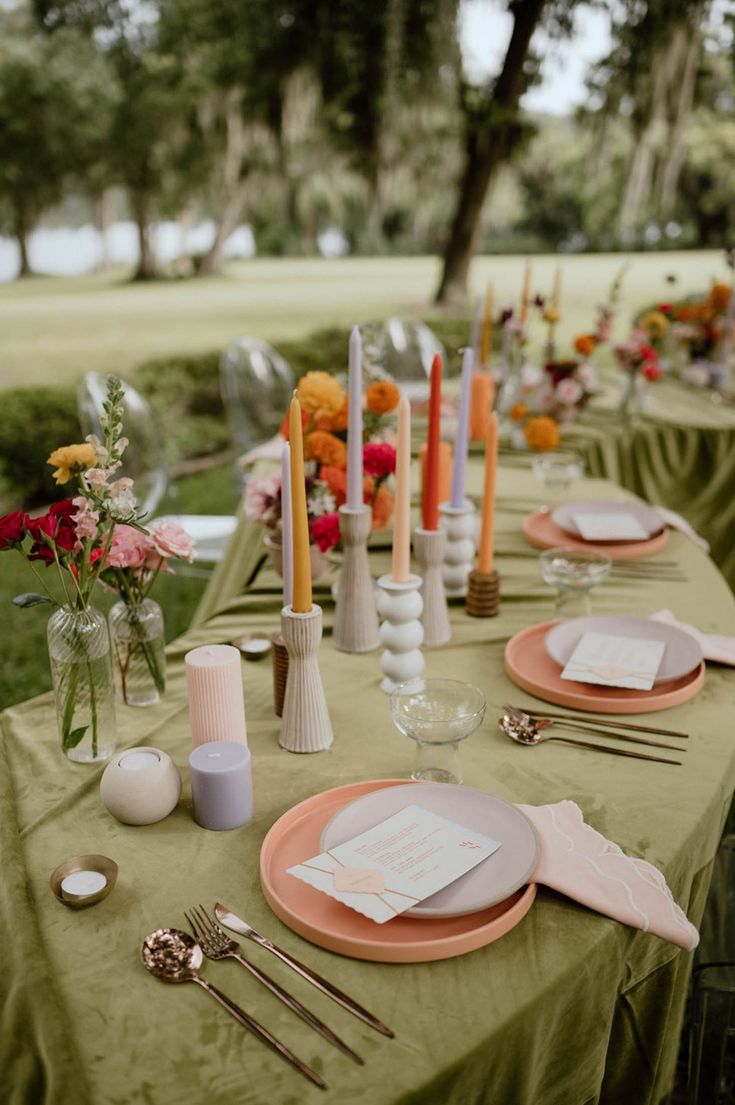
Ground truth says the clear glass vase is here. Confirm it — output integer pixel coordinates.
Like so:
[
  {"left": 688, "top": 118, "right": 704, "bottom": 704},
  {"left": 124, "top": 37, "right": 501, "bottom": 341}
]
[
  {"left": 109, "top": 598, "right": 166, "bottom": 707},
  {"left": 618, "top": 371, "right": 648, "bottom": 424},
  {"left": 47, "top": 605, "right": 117, "bottom": 764}
]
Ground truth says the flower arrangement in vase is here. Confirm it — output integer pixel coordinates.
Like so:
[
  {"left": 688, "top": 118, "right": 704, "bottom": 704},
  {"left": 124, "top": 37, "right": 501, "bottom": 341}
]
[
  {"left": 0, "top": 377, "right": 177, "bottom": 761},
  {"left": 613, "top": 329, "right": 663, "bottom": 422},
  {"left": 245, "top": 370, "right": 399, "bottom": 561}
]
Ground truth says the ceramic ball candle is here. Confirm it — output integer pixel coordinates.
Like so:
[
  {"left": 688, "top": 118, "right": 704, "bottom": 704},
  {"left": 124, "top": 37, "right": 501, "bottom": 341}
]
[{"left": 100, "top": 747, "right": 182, "bottom": 825}]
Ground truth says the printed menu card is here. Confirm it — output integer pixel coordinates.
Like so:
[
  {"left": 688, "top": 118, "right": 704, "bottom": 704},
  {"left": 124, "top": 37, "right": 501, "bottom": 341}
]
[
  {"left": 561, "top": 631, "right": 666, "bottom": 691},
  {"left": 572, "top": 512, "right": 649, "bottom": 541},
  {"left": 288, "top": 805, "right": 502, "bottom": 924}
]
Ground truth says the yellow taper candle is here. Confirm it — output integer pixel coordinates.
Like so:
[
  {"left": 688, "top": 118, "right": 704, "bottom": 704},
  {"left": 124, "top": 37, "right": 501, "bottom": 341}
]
[
  {"left": 391, "top": 395, "right": 411, "bottom": 583},
  {"left": 477, "top": 413, "right": 498, "bottom": 574},
  {"left": 289, "top": 397, "right": 312, "bottom": 612},
  {"left": 551, "top": 265, "right": 562, "bottom": 312},
  {"left": 480, "top": 283, "right": 494, "bottom": 366},
  {"left": 519, "top": 261, "right": 532, "bottom": 324}
]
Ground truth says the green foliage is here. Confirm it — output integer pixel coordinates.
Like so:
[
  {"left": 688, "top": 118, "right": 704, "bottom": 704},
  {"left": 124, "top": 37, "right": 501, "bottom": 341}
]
[{"left": 0, "top": 387, "right": 80, "bottom": 506}]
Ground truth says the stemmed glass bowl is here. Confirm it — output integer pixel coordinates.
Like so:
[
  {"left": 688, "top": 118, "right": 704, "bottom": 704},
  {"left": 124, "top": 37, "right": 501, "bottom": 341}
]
[{"left": 391, "top": 678, "right": 487, "bottom": 785}]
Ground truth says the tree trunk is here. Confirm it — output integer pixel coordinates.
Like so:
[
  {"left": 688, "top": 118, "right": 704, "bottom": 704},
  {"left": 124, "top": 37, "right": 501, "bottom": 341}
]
[
  {"left": 13, "top": 199, "right": 33, "bottom": 278},
  {"left": 131, "top": 190, "right": 157, "bottom": 281},
  {"left": 435, "top": 0, "right": 547, "bottom": 304},
  {"left": 94, "top": 189, "right": 114, "bottom": 272},
  {"left": 199, "top": 188, "right": 247, "bottom": 275},
  {"left": 659, "top": 28, "right": 700, "bottom": 219},
  {"left": 618, "top": 47, "right": 669, "bottom": 231},
  {"left": 199, "top": 87, "right": 250, "bottom": 276}
]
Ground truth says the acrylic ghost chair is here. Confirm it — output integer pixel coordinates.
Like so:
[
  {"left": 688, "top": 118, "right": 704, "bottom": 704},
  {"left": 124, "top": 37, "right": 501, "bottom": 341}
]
[
  {"left": 357, "top": 319, "right": 446, "bottom": 404},
  {"left": 219, "top": 337, "right": 296, "bottom": 474},
  {"left": 77, "top": 372, "right": 237, "bottom": 567}
]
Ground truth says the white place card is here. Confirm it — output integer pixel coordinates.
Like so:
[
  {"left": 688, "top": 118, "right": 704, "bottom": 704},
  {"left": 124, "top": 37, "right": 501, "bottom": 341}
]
[
  {"left": 572, "top": 511, "right": 649, "bottom": 541},
  {"left": 561, "top": 631, "right": 666, "bottom": 691},
  {"left": 287, "top": 804, "right": 502, "bottom": 924}
]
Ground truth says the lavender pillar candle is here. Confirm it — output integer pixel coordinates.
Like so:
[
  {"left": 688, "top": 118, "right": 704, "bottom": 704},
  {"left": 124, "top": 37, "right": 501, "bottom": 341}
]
[
  {"left": 346, "top": 326, "right": 363, "bottom": 510},
  {"left": 185, "top": 644, "right": 247, "bottom": 748},
  {"left": 450, "top": 346, "right": 473, "bottom": 508},
  {"left": 189, "top": 740, "right": 253, "bottom": 831},
  {"left": 281, "top": 442, "right": 293, "bottom": 608}
]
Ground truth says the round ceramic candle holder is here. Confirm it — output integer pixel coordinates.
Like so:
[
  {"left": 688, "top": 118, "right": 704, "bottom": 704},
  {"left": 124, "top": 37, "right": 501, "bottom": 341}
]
[
  {"left": 376, "top": 574, "right": 425, "bottom": 694},
  {"left": 439, "top": 502, "right": 477, "bottom": 598},
  {"left": 412, "top": 528, "right": 451, "bottom": 648},
  {"left": 333, "top": 505, "right": 379, "bottom": 654},
  {"left": 271, "top": 631, "right": 289, "bottom": 717},
  {"left": 466, "top": 569, "right": 501, "bottom": 618},
  {"left": 280, "top": 604, "right": 334, "bottom": 753},
  {"left": 100, "top": 746, "right": 182, "bottom": 825}
]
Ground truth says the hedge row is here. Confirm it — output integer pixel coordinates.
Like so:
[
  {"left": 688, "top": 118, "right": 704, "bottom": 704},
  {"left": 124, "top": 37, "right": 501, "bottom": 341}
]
[{"left": 0, "top": 317, "right": 469, "bottom": 508}]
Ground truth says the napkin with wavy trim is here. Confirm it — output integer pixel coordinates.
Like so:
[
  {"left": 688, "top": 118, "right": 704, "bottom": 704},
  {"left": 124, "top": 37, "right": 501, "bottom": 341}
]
[
  {"left": 517, "top": 800, "right": 699, "bottom": 950},
  {"left": 650, "top": 608, "right": 735, "bottom": 666}
]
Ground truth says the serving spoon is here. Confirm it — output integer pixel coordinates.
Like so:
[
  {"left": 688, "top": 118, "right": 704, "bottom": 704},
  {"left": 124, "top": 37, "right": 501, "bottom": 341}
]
[
  {"left": 502, "top": 704, "right": 683, "bottom": 751},
  {"left": 498, "top": 712, "right": 682, "bottom": 766},
  {"left": 141, "top": 928, "right": 326, "bottom": 1089}
]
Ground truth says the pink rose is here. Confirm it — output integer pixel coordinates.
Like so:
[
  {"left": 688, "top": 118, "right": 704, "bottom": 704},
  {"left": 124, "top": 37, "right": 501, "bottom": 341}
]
[
  {"left": 311, "top": 511, "right": 340, "bottom": 553},
  {"left": 150, "top": 520, "right": 195, "bottom": 562},
  {"left": 106, "top": 525, "right": 150, "bottom": 569},
  {"left": 362, "top": 442, "right": 396, "bottom": 480}
]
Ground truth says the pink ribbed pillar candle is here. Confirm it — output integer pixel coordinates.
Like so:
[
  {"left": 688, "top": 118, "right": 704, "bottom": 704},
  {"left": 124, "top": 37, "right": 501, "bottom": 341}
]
[{"left": 185, "top": 644, "right": 248, "bottom": 748}]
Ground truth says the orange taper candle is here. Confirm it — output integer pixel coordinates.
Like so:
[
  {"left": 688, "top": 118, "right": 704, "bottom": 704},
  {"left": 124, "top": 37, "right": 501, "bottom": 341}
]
[
  {"left": 423, "top": 354, "right": 442, "bottom": 530},
  {"left": 289, "top": 397, "right": 312, "bottom": 612},
  {"left": 477, "top": 413, "right": 499, "bottom": 574},
  {"left": 469, "top": 373, "right": 495, "bottom": 442},
  {"left": 479, "top": 283, "right": 494, "bottom": 366},
  {"left": 392, "top": 395, "right": 411, "bottom": 582}
]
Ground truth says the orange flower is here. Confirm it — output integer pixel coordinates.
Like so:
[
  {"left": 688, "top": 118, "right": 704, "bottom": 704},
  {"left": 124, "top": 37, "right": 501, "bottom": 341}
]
[
  {"left": 315, "top": 393, "right": 349, "bottom": 433},
  {"left": 709, "top": 282, "right": 732, "bottom": 313},
  {"left": 366, "top": 379, "right": 401, "bottom": 414},
  {"left": 523, "top": 416, "right": 560, "bottom": 452},
  {"left": 305, "top": 430, "right": 347, "bottom": 468},
  {"left": 509, "top": 402, "right": 528, "bottom": 422},
  {"left": 573, "top": 334, "right": 597, "bottom": 357},
  {"left": 279, "top": 405, "right": 308, "bottom": 441},
  {"left": 296, "top": 371, "right": 346, "bottom": 417},
  {"left": 370, "top": 484, "right": 394, "bottom": 530},
  {"left": 321, "top": 465, "right": 347, "bottom": 505}
]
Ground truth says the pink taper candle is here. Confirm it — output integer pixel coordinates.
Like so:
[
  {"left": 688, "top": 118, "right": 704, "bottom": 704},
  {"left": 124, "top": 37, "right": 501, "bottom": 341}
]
[
  {"left": 478, "top": 413, "right": 499, "bottom": 574},
  {"left": 185, "top": 644, "right": 248, "bottom": 748},
  {"left": 346, "top": 327, "right": 363, "bottom": 510},
  {"left": 450, "top": 346, "right": 473, "bottom": 508},
  {"left": 391, "top": 395, "right": 411, "bottom": 582},
  {"left": 280, "top": 442, "right": 293, "bottom": 608}
]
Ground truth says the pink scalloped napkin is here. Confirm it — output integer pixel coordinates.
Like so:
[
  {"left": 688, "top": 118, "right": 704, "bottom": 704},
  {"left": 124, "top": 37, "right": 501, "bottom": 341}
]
[
  {"left": 650, "top": 609, "right": 735, "bottom": 666},
  {"left": 516, "top": 800, "right": 699, "bottom": 950}
]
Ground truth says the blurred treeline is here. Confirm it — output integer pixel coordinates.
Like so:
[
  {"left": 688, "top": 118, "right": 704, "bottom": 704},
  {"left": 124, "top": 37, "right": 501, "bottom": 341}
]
[{"left": 0, "top": 0, "right": 733, "bottom": 298}]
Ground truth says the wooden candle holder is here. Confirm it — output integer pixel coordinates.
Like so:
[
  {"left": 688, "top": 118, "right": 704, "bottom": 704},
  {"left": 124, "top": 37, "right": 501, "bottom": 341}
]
[
  {"left": 466, "top": 569, "right": 500, "bottom": 617},
  {"left": 412, "top": 527, "right": 451, "bottom": 647},
  {"left": 271, "top": 631, "right": 289, "bottom": 717},
  {"left": 439, "top": 502, "right": 477, "bottom": 598},
  {"left": 279, "top": 605, "right": 333, "bottom": 753},
  {"left": 376, "top": 574, "right": 425, "bottom": 694},
  {"left": 333, "top": 505, "right": 379, "bottom": 653}
]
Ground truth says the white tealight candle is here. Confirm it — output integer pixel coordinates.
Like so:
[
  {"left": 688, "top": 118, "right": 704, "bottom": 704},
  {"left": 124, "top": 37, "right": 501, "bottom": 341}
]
[
  {"left": 119, "top": 751, "right": 160, "bottom": 772},
  {"left": 61, "top": 870, "right": 107, "bottom": 897}
]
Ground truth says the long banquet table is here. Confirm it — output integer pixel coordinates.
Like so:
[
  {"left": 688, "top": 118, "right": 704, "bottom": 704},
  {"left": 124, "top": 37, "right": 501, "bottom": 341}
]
[{"left": 3, "top": 461, "right": 735, "bottom": 1105}]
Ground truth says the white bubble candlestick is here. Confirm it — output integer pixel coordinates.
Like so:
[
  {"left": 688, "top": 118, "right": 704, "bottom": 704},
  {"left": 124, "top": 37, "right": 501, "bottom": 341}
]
[
  {"left": 440, "top": 502, "right": 477, "bottom": 598},
  {"left": 377, "top": 575, "right": 425, "bottom": 693}
]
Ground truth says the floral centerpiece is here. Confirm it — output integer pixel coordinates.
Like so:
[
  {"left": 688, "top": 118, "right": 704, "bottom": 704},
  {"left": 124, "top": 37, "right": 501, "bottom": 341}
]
[
  {"left": 613, "top": 328, "right": 663, "bottom": 421},
  {"left": 245, "top": 371, "right": 398, "bottom": 562},
  {"left": 653, "top": 281, "right": 734, "bottom": 386}
]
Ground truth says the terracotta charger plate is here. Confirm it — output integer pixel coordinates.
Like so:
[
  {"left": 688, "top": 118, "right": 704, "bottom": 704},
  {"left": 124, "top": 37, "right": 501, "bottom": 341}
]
[
  {"left": 523, "top": 510, "right": 669, "bottom": 559},
  {"left": 505, "top": 621, "right": 705, "bottom": 714},
  {"left": 259, "top": 779, "right": 537, "bottom": 963}
]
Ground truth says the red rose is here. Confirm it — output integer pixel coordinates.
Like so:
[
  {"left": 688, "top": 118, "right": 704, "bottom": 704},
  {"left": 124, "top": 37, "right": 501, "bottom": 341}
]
[
  {"left": 311, "top": 512, "right": 341, "bottom": 553},
  {"left": 642, "top": 361, "right": 662, "bottom": 382},
  {"left": 639, "top": 344, "right": 657, "bottom": 362},
  {"left": 0, "top": 510, "right": 27, "bottom": 550},
  {"left": 362, "top": 442, "right": 397, "bottom": 480},
  {"left": 658, "top": 302, "right": 674, "bottom": 315},
  {"left": 27, "top": 501, "right": 77, "bottom": 562}
]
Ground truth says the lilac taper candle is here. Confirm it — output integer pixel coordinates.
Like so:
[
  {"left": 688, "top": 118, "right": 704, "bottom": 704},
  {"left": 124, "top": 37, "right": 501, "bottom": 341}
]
[
  {"left": 185, "top": 644, "right": 248, "bottom": 748},
  {"left": 346, "top": 327, "right": 363, "bottom": 510},
  {"left": 281, "top": 442, "right": 293, "bottom": 608},
  {"left": 450, "top": 346, "right": 473, "bottom": 507}
]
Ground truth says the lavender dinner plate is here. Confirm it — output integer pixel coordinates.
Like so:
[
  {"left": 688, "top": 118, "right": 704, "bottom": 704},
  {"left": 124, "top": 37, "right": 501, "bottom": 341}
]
[
  {"left": 320, "top": 783, "right": 539, "bottom": 920},
  {"left": 545, "top": 615, "right": 703, "bottom": 684},
  {"left": 552, "top": 500, "right": 664, "bottom": 542}
]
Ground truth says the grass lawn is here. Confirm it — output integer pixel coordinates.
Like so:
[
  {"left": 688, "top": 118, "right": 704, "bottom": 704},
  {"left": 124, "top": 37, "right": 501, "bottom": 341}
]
[{"left": 0, "top": 250, "right": 727, "bottom": 389}]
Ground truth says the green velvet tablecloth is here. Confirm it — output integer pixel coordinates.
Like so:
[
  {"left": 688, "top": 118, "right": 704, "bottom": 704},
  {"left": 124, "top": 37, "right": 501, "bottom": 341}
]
[{"left": 3, "top": 463, "right": 735, "bottom": 1105}]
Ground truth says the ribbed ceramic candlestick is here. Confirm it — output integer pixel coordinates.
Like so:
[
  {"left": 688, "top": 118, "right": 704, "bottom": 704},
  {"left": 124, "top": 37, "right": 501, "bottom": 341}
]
[
  {"left": 333, "top": 505, "right": 379, "bottom": 653},
  {"left": 412, "top": 528, "right": 451, "bottom": 647},
  {"left": 376, "top": 574, "right": 425, "bottom": 694},
  {"left": 279, "top": 605, "right": 333, "bottom": 753},
  {"left": 466, "top": 569, "right": 500, "bottom": 617},
  {"left": 439, "top": 502, "right": 477, "bottom": 598},
  {"left": 271, "top": 631, "right": 289, "bottom": 717}
]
